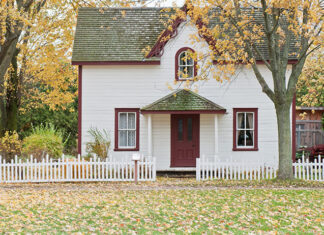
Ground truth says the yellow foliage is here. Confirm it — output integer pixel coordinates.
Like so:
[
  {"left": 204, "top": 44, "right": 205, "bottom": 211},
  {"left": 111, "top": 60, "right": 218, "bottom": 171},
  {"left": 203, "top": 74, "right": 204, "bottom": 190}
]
[
  {"left": 297, "top": 49, "right": 324, "bottom": 107},
  {"left": 165, "top": 0, "right": 323, "bottom": 96},
  {"left": 0, "top": 131, "right": 22, "bottom": 161},
  {"left": 2, "top": 0, "right": 143, "bottom": 112}
]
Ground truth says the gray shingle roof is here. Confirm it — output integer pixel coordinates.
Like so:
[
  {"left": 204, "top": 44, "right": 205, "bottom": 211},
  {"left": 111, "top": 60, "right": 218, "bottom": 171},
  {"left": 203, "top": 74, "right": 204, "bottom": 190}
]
[
  {"left": 72, "top": 8, "right": 166, "bottom": 62},
  {"left": 72, "top": 7, "right": 299, "bottom": 62},
  {"left": 208, "top": 8, "right": 299, "bottom": 61},
  {"left": 141, "top": 89, "right": 226, "bottom": 111}
]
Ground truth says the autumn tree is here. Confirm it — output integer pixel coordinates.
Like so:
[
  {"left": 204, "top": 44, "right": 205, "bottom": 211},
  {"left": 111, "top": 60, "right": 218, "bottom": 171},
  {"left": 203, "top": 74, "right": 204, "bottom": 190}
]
[
  {"left": 0, "top": 0, "right": 48, "bottom": 133},
  {"left": 1, "top": 0, "right": 149, "bottom": 135},
  {"left": 168, "top": 0, "right": 323, "bottom": 179},
  {"left": 297, "top": 49, "right": 324, "bottom": 108}
]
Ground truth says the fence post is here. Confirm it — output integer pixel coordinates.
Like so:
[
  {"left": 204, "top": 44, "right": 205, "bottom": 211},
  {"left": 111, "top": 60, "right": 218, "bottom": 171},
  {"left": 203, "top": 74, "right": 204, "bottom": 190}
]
[{"left": 134, "top": 160, "right": 138, "bottom": 183}]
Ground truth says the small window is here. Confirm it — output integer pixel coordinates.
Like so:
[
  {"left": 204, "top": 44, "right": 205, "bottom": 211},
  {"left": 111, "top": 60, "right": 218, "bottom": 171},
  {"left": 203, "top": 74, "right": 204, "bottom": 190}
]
[
  {"left": 233, "top": 108, "right": 258, "bottom": 151},
  {"left": 175, "top": 47, "right": 196, "bottom": 80},
  {"left": 178, "top": 119, "right": 183, "bottom": 141},
  {"left": 115, "top": 108, "right": 139, "bottom": 151}
]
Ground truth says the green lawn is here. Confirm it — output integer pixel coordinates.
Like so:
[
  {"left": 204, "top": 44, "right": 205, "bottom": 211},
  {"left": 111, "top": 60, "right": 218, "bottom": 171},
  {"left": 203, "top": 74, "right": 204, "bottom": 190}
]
[{"left": 0, "top": 181, "right": 323, "bottom": 233}]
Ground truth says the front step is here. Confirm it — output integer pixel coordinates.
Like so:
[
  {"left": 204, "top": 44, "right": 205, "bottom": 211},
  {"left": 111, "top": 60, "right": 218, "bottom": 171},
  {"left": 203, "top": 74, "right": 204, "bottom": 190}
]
[{"left": 157, "top": 171, "right": 196, "bottom": 178}]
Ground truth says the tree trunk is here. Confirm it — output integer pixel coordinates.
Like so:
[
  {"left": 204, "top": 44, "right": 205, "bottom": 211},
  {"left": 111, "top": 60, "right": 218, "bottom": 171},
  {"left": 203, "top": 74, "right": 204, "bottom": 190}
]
[
  {"left": 0, "top": 97, "right": 7, "bottom": 135},
  {"left": 0, "top": 38, "right": 19, "bottom": 135},
  {"left": 5, "top": 49, "right": 20, "bottom": 132},
  {"left": 275, "top": 103, "right": 294, "bottom": 179},
  {"left": 6, "top": 96, "right": 18, "bottom": 132}
]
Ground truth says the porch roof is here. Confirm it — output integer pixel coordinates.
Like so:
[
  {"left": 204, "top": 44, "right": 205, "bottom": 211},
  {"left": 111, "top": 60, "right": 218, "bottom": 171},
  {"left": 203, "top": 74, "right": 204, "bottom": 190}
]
[{"left": 141, "top": 89, "right": 226, "bottom": 114}]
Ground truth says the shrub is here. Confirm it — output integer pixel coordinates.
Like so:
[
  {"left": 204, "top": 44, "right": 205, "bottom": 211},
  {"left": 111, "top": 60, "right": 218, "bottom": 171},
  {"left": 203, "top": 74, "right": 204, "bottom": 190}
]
[
  {"left": 18, "top": 105, "right": 78, "bottom": 155},
  {"left": 0, "top": 131, "right": 22, "bottom": 161},
  {"left": 85, "top": 127, "right": 110, "bottom": 160},
  {"left": 22, "top": 124, "right": 64, "bottom": 161}
]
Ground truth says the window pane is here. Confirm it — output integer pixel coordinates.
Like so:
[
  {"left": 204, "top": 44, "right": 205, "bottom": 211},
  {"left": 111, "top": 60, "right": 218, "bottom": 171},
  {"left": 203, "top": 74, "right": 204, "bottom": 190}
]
[
  {"left": 238, "top": 113, "right": 245, "bottom": 129},
  {"left": 128, "top": 130, "right": 136, "bottom": 147},
  {"left": 187, "top": 55, "right": 194, "bottom": 65},
  {"left": 119, "top": 130, "right": 127, "bottom": 147},
  {"left": 187, "top": 118, "right": 192, "bottom": 141},
  {"left": 128, "top": 113, "right": 136, "bottom": 129},
  {"left": 179, "top": 52, "right": 186, "bottom": 65},
  {"left": 179, "top": 66, "right": 185, "bottom": 78},
  {"left": 187, "top": 65, "right": 194, "bottom": 78},
  {"left": 246, "top": 130, "right": 253, "bottom": 146},
  {"left": 119, "top": 113, "right": 127, "bottom": 129},
  {"left": 178, "top": 119, "right": 183, "bottom": 140},
  {"left": 246, "top": 113, "right": 254, "bottom": 129},
  {"left": 237, "top": 130, "right": 245, "bottom": 146}
]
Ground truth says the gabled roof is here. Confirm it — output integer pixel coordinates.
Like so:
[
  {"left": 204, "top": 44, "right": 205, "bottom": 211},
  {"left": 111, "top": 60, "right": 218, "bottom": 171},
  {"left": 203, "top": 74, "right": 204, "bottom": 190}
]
[
  {"left": 72, "top": 7, "right": 299, "bottom": 64},
  {"left": 141, "top": 89, "right": 226, "bottom": 113},
  {"left": 72, "top": 8, "right": 167, "bottom": 63}
]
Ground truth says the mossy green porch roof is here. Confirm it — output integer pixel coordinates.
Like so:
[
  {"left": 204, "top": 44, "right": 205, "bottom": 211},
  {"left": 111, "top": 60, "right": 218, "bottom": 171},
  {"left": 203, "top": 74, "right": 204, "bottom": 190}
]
[{"left": 141, "top": 89, "right": 226, "bottom": 113}]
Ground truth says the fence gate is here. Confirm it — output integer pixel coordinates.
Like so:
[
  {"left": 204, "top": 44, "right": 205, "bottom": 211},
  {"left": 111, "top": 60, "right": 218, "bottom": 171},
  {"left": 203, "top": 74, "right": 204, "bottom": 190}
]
[{"left": 0, "top": 155, "right": 156, "bottom": 183}]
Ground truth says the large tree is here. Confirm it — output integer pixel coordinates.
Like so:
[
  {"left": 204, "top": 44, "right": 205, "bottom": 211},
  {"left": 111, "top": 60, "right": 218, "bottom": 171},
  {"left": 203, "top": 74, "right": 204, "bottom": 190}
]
[
  {"left": 1, "top": 0, "right": 148, "bottom": 134},
  {"left": 0, "top": 0, "right": 48, "bottom": 133},
  {"left": 168, "top": 0, "right": 323, "bottom": 179}
]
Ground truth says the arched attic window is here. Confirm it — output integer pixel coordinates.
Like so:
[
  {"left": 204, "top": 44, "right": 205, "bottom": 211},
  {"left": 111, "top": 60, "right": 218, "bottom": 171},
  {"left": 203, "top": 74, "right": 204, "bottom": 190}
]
[{"left": 175, "top": 47, "right": 197, "bottom": 81}]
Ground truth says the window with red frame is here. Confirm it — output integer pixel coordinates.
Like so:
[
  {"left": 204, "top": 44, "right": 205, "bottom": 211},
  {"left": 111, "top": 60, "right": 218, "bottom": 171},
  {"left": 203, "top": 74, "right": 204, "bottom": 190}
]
[
  {"left": 114, "top": 108, "right": 139, "bottom": 151},
  {"left": 233, "top": 108, "right": 258, "bottom": 151},
  {"left": 175, "top": 47, "right": 197, "bottom": 80}
]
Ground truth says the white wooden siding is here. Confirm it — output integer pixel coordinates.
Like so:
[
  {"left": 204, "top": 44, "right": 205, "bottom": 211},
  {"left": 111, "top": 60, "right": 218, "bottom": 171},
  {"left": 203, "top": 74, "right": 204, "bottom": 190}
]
[{"left": 81, "top": 22, "right": 282, "bottom": 170}]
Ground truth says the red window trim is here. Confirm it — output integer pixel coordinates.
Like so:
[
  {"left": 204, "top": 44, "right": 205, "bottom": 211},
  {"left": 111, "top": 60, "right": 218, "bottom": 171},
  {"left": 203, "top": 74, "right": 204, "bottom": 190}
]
[
  {"left": 233, "top": 108, "right": 258, "bottom": 151},
  {"left": 175, "top": 47, "right": 197, "bottom": 81},
  {"left": 114, "top": 108, "right": 140, "bottom": 151}
]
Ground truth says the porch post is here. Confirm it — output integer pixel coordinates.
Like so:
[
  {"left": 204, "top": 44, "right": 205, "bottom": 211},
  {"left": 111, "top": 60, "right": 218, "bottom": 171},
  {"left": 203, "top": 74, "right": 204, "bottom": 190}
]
[
  {"left": 148, "top": 114, "right": 153, "bottom": 156},
  {"left": 214, "top": 114, "right": 219, "bottom": 157}
]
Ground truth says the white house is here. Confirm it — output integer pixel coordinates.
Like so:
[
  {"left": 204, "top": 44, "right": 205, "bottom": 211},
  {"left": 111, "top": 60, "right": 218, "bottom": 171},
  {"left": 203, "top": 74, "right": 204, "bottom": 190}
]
[{"left": 72, "top": 7, "right": 296, "bottom": 171}]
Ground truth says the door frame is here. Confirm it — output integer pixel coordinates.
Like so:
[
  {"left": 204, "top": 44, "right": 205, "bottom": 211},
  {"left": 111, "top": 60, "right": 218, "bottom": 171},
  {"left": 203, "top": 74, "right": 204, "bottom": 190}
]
[{"left": 170, "top": 114, "right": 200, "bottom": 167}]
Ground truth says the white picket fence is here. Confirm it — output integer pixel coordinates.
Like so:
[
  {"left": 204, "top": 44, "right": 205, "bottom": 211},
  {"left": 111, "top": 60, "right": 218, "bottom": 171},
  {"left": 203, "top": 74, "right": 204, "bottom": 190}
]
[
  {"left": 293, "top": 155, "right": 323, "bottom": 181},
  {"left": 197, "top": 155, "right": 324, "bottom": 181},
  {"left": 196, "top": 156, "right": 277, "bottom": 181},
  {"left": 0, "top": 155, "right": 156, "bottom": 183}
]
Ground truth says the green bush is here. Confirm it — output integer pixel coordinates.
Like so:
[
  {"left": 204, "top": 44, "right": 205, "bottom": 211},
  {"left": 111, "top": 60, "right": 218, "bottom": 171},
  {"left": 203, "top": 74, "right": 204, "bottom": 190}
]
[
  {"left": 22, "top": 124, "right": 64, "bottom": 161},
  {"left": 86, "top": 127, "right": 110, "bottom": 160},
  {"left": 18, "top": 103, "right": 78, "bottom": 155}
]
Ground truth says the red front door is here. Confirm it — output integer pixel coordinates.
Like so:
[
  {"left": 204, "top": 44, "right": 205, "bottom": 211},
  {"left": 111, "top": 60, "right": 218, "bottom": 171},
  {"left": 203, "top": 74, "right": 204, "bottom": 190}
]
[{"left": 171, "top": 114, "right": 200, "bottom": 167}]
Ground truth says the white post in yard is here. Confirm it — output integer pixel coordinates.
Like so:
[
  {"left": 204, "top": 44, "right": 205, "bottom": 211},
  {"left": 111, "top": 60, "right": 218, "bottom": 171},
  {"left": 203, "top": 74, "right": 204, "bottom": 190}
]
[
  {"left": 214, "top": 114, "right": 219, "bottom": 157},
  {"left": 148, "top": 114, "right": 153, "bottom": 157}
]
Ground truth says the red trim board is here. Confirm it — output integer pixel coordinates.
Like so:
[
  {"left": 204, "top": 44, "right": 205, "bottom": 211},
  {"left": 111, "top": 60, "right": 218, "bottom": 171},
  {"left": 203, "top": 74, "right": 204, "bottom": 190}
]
[
  {"left": 78, "top": 65, "right": 82, "bottom": 155},
  {"left": 292, "top": 95, "right": 296, "bottom": 162},
  {"left": 141, "top": 110, "right": 226, "bottom": 114},
  {"left": 72, "top": 61, "right": 160, "bottom": 66}
]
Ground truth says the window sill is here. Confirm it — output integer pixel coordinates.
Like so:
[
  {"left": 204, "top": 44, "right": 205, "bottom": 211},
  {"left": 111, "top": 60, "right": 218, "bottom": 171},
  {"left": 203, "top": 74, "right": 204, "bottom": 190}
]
[
  {"left": 176, "top": 78, "right": 194, "bottom": 82},
  {"left": 232, "top": 147, "right": 259, "bottom": 151},
  {"left": 114, "top": 148, "right": 139, "bottom": 152}
]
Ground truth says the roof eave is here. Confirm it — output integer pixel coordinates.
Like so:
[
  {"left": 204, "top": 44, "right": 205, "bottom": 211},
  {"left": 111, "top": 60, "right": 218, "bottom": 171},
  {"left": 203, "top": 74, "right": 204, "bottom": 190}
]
[
  {"left": 141, "top": 110, "right": 227, "bottom": 114},
  {"left": 71, "top": 60, "right": 160, "bottom": 65}
]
